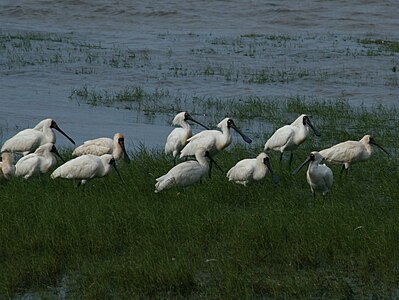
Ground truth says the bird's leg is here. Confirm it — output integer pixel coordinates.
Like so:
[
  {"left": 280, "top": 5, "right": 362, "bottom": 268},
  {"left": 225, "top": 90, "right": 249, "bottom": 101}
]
[
  {"left": 279, "top": 152, "right": 283, "bottom": 165},
  {"left": 313, "top": 191, "right": 316, "bottom": 200},
  {"left": 208, "top": 160, "right": 213, "bottom": 178},
  {"left": 173, "top": 157, "right": 177, "bottom": 166},
  {"left": 289, "top": 152, "right": 293, "bottom": 169},
  {"left": 340, "top": 165, "right": 345, "bottom": 175}
]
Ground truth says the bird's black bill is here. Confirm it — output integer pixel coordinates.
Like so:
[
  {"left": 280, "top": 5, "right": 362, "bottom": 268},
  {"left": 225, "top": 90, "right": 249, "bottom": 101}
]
[
  {"left": 306, "top": 119, "right": 321, "bottom": 137},
  {"left": 292, "top": 157, "right": 311, "bottom": 175},
  {"left": 52, "top": 123, "right": 76, "bottom": 145},
  {"left": 186, "top": 115, "right": 209, "bottom": 130},
  {"left": 370, "top": 140, "right": 390, "bottom": 156},
  {"left": 119, "top": 140, "right": 131, "bottom": 163},
  {"left": 264, "top": 157, "right": 279, "bottom": 184},
  {"left": 231, "top": 123, "right": 252, "bottom": 144},
  {"left": 110, "top": 159, "right": 125, "bottom": 184},
  {"left": 51, "top": 145, "right": 66, "bottom": 163}
]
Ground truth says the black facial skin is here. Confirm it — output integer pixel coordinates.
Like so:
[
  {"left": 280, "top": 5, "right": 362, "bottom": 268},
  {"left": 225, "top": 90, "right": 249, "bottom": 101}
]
[
  {"left": 227, "top": 119, "right": 252, "bottom": 144},
  {"left": 50, "top": 120, "right": 76, "bottom": 145}
]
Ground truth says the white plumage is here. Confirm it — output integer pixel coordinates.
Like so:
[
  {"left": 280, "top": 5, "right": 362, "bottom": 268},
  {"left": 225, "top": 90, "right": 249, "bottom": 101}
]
[
  {"left": 180, "top": 118, "right": 252, "bottom": 159},
  {"left": 165, "top": 112, "right": 208, "bottom": 162},
  {"left": 319, "top": 135, "right": 390, "bottom": 174},
  {"left": 264, "top": 114, "right": 320, "bottom": 165},
  {"left": 51, "top": 154, "right": 123, "bottom": 186},
  {"left": 293, "top": 151, "right": 333, "bottom": 198},
  {"left": 1, "top": 118, "right": 75, "bottom": 155},
  {"left": 155, "top": 148, "right": 214, "bottom": 193},
  {"left": 72, "top": 133, "right": 130, "bottom": 162},
  {"left": 0, "top": 152, "right": 15, "bottom": 181},
  {"left": 227, "top": 152, "right": 278, "bottom": 186},
  {"left": 15, "top": 143, "right": 64, "bottom": 179}
]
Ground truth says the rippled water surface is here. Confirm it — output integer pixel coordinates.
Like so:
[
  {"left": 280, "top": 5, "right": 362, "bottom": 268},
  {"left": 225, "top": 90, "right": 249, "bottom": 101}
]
[{"left": 1, "top": 0, "right": 398, "bottom": 149}]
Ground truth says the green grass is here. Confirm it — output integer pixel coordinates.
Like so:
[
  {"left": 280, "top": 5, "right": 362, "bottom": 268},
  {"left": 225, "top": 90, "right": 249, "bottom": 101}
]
[{"left": 0, "top": 102, "right": 398, "bottom": 298}]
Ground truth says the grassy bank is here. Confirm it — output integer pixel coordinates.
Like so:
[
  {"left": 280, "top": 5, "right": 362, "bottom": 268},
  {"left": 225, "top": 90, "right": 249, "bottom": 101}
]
[{"left": 0, "top": 101, "right": 398, "bottom": 298}]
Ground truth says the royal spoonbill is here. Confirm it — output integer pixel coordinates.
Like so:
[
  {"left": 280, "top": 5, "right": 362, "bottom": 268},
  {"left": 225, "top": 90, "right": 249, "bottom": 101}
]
[
  {"left": 155, "top": 149, "right": 221, "bottom": 193},
  {"left": 51, "top": 154, "right": 123, "bottom": 186},
  {"left": 1, "top": 119, "right": 75, "bottom": 155},
  {"left": 179, "top": 118, "right": 252, "bottom": 159},
  {"left": 227, "top": 152, "right": 279, "bottom": 186},
  {"left": 15, "top": 143, "right": 64, "bottom": 179},
  {"left": 72, "top": 133, "right": 130, "bottom": 162},
  {"left": 165, "top": 112, "right": 209, "bottom": 164},
  {"left": 292, "top": 151, "right": 333, "bottom": 199},
  {"left": 0, "top": 152, "right": 15, "bottom": 181},
  {"left": 319, "top": 135, "right": 390, "bottom": 174},
  {"left": 264, "top": 114, "right": 320, "bottom": 167}
]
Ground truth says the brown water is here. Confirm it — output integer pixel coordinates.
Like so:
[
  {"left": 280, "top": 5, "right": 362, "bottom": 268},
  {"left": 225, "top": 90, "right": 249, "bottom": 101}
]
[{"left": 1, "top": 0, "right": 398, "bottom": 149}]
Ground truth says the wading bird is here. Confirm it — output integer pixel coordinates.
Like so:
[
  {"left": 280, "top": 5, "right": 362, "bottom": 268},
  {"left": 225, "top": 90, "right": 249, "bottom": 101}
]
[
  {"left": 292, "top": 151, "right": 333, "bottom": 199},
  {"left": 179, "top": 118, "right": 252, "bottom": 176},
  {"left": 15, "top": 143, "right": 65, "bottom": 179},
  {"left": 155, "top": 148, "right": 220, "bottom": 193},
  {"left": 227, "top": 152, "right": 279, "bottom": 186},
  {"left": 165, "top": 112, "right": 209, "bottom": 164},
  {"left": 264, "top": 114, "right": 320, "bottom": 167},
  {"left": 180, "top": 118, "right": 252, "bottom": 158},
  {"left": 0, "top": 152, "right": 15, "bottom": 181},
  {"left": 319, "top": 134, "right": 390, "bottom": 174},
  {"left": 1, "top": 118, "right": 75, "bottom": 155},
  {"left": 51, "top": 154, "right": 123, "bottom": 186},
  {"left": 72, "top": 133, "right": 130, "bottom": 162}
]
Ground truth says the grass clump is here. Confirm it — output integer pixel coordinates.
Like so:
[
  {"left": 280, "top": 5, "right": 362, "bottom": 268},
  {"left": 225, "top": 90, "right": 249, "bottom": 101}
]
[
  {"left": 359, "top": 38, "right": 399, "bottom": 53},
  {"left": 0, "top": 109, "right": 398, "bottom": 299}
]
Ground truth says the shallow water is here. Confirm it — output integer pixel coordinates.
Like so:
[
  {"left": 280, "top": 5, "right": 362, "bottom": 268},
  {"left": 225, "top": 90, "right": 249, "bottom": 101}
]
[{"left": 0, "top": 0, "right": 398, "bottom": 149}]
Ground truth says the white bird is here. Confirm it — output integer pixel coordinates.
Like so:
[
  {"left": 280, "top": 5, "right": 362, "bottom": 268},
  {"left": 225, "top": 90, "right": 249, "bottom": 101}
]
[
  {"left": 1, "top": 118, "right": 75, "bottom": 155},
  {"left": 319, "top": 135, "right": 390, "bottom": 174},
  {"left": 155, "top": 148, "right": 220, "bottom": 193},
  {"left": 292, "top": 151, "right": 333, "bottom": 199},
  {"left": 165, "top": 112, "right": 209, "bottom": 164},
  {"left": 227, "top": 152, "right": 279, "bottom": 186},
  {"left": 15, "top": 143, "right": 65, "bottom": 179},
  {"left": 51, "top": 154, "right": 123, "bottom": 186},
  {"left": 180, "top": 118, "right": 252, "bottom": 159},
  {"left": 0, "top": 152, "right": 15, "bottom": 181},
  {"left": 72, "top": 133, "right": 130, "bottom": 162},
  {"left": 264, "top": 114, "right": 320, "bottom": 166}
]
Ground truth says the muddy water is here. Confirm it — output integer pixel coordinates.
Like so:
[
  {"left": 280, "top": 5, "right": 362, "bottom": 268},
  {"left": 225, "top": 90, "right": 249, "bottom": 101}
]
[{"left": 1, "top": 0, "right": 398, "bottom": 149}]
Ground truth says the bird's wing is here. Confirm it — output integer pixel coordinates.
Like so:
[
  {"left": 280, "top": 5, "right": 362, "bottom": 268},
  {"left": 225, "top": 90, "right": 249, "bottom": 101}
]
[
  {"left": 1, "top": 129, "right": 42, "bottom": 153},
  {"left": 165, "top": 128, "right": 186, "bottom": 155},
  {"left": 57, "top": 156, "right": 99, "bottom": 179},
  {"left": 319, "top": 141, "right": 360, "bottom": 164},
  {"left": 264, "top": 126, "right": 294, "bottom": 151},
  {"left": 15, "top": 155, "right": 40, "bottom": 177},
  {"left": 73, "top": 138, "right": 113, "bottom": 156},
  {"left": 323, "top": 166, "right": 334, "bottom": 189},
  {"left": 227, "top": 159, "right": 254, "bottom": 181},
  {"left": 180, "top": 133, "right": 216, "bottom": 157}
]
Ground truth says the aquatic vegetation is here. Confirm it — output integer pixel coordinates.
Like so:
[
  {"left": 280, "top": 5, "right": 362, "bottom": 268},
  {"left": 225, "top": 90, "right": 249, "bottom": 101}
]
[{"left": 359, "top": 38, "right": 399, "bottom": 53}]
